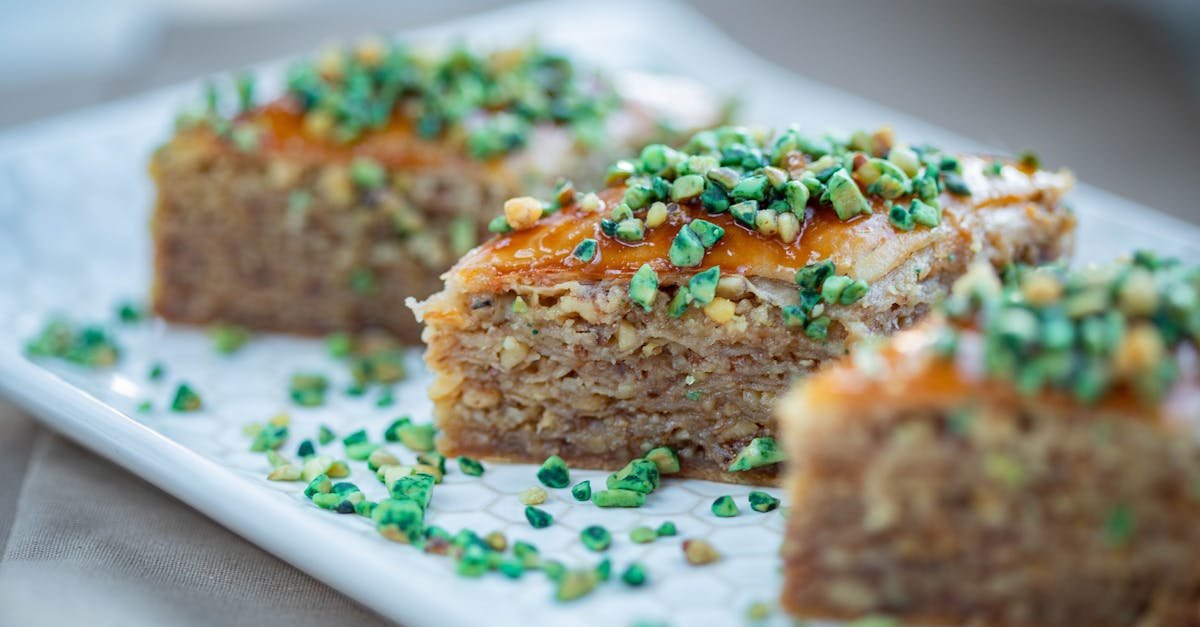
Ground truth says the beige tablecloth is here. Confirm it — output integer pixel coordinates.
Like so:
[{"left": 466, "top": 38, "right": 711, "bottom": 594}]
[{"left": 0, "top": 400, "right": 393, "bottom": 627}]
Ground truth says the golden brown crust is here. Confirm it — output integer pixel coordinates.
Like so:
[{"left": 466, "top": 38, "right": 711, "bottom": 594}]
[{"left": 778, "top": 321, "right": 1200, "bottom": 626}]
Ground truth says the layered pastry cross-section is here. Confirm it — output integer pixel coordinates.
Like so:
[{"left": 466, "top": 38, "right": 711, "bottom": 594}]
[
  {"left": 779, "top": 255, "right": 1200, "bottom": 625},
  {"left": 150, "top": 40, "right": 720, "bottom": 341},
  {"left": 412, "top": 126, "right": 1077, "bottom": 484}
]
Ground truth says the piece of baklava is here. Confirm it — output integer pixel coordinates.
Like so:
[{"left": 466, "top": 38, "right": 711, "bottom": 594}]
[
  {"left": 779, "top": 254, "right": 1200, "bottom": 625},
  {"left": 150, "top": 40, "right": 720, "bottom": 341},
  {"left": 412, "top": 126, "right": 1076, "bottom": 484}
]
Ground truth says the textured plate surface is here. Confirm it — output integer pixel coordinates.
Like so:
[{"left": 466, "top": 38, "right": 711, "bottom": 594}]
[{"left": 1, "top": 2, "right": 1198, "bottom": 626}]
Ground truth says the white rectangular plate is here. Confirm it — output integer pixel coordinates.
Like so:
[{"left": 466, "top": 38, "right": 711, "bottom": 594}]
[{"left": 1, "top": 2, "right": 1197, "bottom": 626}]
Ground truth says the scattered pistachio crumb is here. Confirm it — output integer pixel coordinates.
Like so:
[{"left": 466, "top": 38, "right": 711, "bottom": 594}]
[
  {"left": 169, "top": 382, "right": 202, "bottom": 412},
  {"left": 683, "top": 538, "right": 721, "bottom": 565},
  {"left": 711, "top": 495, "right": 740, "bottom": 517},
  {"left": 536, "top": 455, "right": 571, "bottom": 488},
  {"left": 524, "top": 505, "right": 553, "bottom": 529},
  {"left": 580, "top": 525, "right": 612, "bottom": 552},
  {"left": 621, "top": 562, "right": 647, "bottom": 587},
  {"left": 748, "top": 491, "right": 781, "bottom": 513},
  {"left": 570, "top": 480, "right": 592, "bottom": 501},
  {"left": 728, "top": 437, "right": 785, "bottom": 472},
  {"left": 629, "top": 526, "right": 657, "bottom": 544},
  {"left": 519, "top": 486, "right": 547, "bottom": 506},
  {"left": 457, "top": 456, "right": 485, "bottom": 477}
]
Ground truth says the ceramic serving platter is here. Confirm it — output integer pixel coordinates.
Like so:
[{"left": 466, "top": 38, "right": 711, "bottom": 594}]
[{"left": 1, "top": 1, "right": 1198, "bottom": 626}]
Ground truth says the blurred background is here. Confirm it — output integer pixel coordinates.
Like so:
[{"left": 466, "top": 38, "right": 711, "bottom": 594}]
[{"left": 1, "top": 0, "right": 1197, "bottom": 223}]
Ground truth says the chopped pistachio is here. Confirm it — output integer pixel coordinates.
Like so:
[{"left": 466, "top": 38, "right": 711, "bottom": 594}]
[
  {"left": 805, "top": 315, "right": 832, "bottom": 340},
  {"left": 728, "top": 437, "right": 785, "bottom": 472},
  {"left": 683, "top": 538, "right": 721, "bottom": 565},
  {"left": 571, "top": 480, "right": 592, "bottom": 501},
  {"left": 580, "top": 525, "right": 612, "bottom": 552},
  {"left": 288, "top": 373, "right": 328, "bottom": 407},
  {"left": 910, "top": 198, "right": 941, "bottom": 227},
  {"left": 416, "top": 451, "right": 447, "bottom": 476},
  {"left": 644, "top": 446, "right": 681, "bottom": 475},
  {"left": 572, "top": 238, "right": 597, "bottom": 262},
  {"left": 555, "top": 569, "right": 599, "bottom": 602},
  {"left": 317, "top": 424, "right": 336, "bottom": 446},
  {"left": 728, "top": 200, "right": 758, "bottom": 228},
  {"left": 888, "top": 204, "right": 915, "bottom": 231},
  {"left": 748, "top": 491, "right": 781, "bottom": 513},
  {"left": 267, "top": 464, "right": 301, "bottom": 481},
  {"left": 615, "top": 217, "right": 646, "bottom": 242},
  {"left": 711, "top": 495, "right": 739, "bottom": 517},
  {"left": 519, "top": 486, "right": 547, "bottom": 505},
  {"left": 536, "top": 454, "right": 571, "bottom": 488},
  {"left": 347, "top": 157, "right": 387, "bottom": 189},
  {"left": 170, "top": 382, "right": 202, "bottom": 412},
  {"left": 730, "top": 174, "right": 769, "bottom": 201},
  {"left": 524, "top": 505, "right": 553, "bottom": 529},
  {"left": 210, "top": 325, "right": 249, "bottom": 354},
  {"left": 795, "top": 259, "right": 835, "bottom": 292},
  {"left": 669, "top": 226, "right": 706, "bottom": 267},
  {"left": 656, "top": 521, "right": 678, "bottom": 537},
  {"left": 686, "top": 267, "right": 721, "bottom": 307},
  {"left": 630, "top": 526, "right": 657, "bottom": 544},
  {"left": 629, "top": 264, "right": 659, "bottom": 311},
  {"left": 826, "top": 168, "right": 871, "bottom": 220},
  {"left": 592, "top": 489, "right": 645, "bottom": 508},
  {"left": 670, "top": 174, "right": 707, "bottom": 201},
  {"left": 25, "top": 319, "right": 121, "bottom": 368},
  {"left": 457, "top": 456, "right": 485, "bottom": 477},
  {"left": 250, "top": 424, "right": 288, "bottom": 452},
  {"left": 688, "top": 219, "right": 725, "bottom": 248},
  {"left": 487, "top": 215, "right": 512, "bottom": 234},
  {"left": 395, "top": 423, "right": 436, "bottom": 453},
  {"left": 606, "top": 458, "right": 661, "bottom": 494},
  {"left": 373, "top": 497, "right": 425, "bottom": 544},
  {"left": 367, "top": 448, "right": 400, "bottom": 471},
  {"left": 621, "top": 562, "right": 647, "bottom": 587}
]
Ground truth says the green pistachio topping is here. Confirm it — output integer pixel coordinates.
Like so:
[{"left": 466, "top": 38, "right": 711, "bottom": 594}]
[
  {"left": 728, "top": 437, "right": 785, "bottom": 472},
  {"left": 210, "top": 324, "right": 249, "bottom": 354},
  {"left": 671, "top": 174, "right": 707, "bottom": 201},
  {"left": 571, "top": 480, "right": 592, "bottom": 501},
  {"left": 656, "top": 521, "right": 678, "bottom": 537},
  {"left": 317, "top": 424, "right": 336, "bottom": 445},
  {"left": 688, "top": 219, "right": 725, "bottom": 248},
  {"left": 572, "top": 238, "right": 597, "bottom": 262},
  {"left": 580, "top": 525, "right": 612, "bottom": 552},
  {"left": 457, "top": 456, "right": 485, "bottom": 477},
  {"left": 943, "top": 253, "right": 1199, "bottom": 404},
  {"left": 250, "top": 423, "right": 288, "bottom": 452},
  {"left": 629, "top": 264, "right": 659, "bottom": 311},
  {"left": 826, "top": 169, "right": 872, "bottom": 219},
  {"left": 669, "top": 226, "right": 706, "bottom": 267},
  {"left": 170, "top": 382, "right": 203, "bottom": 412},
  {"left": 748, "top": 491, "right": 781, "bottom": 513},
  {"left": 629, "top": 526, "right": 658, "bottom": 544},
  {"left": 606, "top": 458, "right": 661, "bottom": 495},
  {"left": 711, "top": 495, "right": 740, "bottom": 517},
  {"left": 591, "top": 488, "right": 646, "bottom": 508},
  {"left": 644, "top": 446, "right": 681, "bottom": 474},
  {"left": 288, "top": 373, "right": 329, "bottom": 407},
  {"left": 536, "top": 454, "right": 571, "bottom": 488},
  {"left": 24, "top": 319, "right": 120, "bottom": 368},
  {"left": 621, "top": 563, "right": 647, "bottom": 587},
  {"left": 524, "top": 505, "right": 553, "bottom": 529},
  {"left": 555, "top": 569, "right": 599, "bottom": 602}
]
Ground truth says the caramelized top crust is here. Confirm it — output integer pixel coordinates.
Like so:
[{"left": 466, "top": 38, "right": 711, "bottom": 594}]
[{"left": 450, "top": 154, "right": 1074, "bottom": 292}]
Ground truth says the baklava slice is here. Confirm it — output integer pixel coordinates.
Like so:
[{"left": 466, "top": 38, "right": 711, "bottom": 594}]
[
  {"left": 412, "top": 126, "right": 1076, "bottom": 484},
  {"left": 779, "top": 255, "right": 1200, "bottom": 625},
  {"left": 150, "top": 40, "right": 720, "bottom": 341}
]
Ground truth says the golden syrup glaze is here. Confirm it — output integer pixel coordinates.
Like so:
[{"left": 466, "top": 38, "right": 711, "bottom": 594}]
[{"left": 451, "top": 155, "right": 1075, "bottom": 292}]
